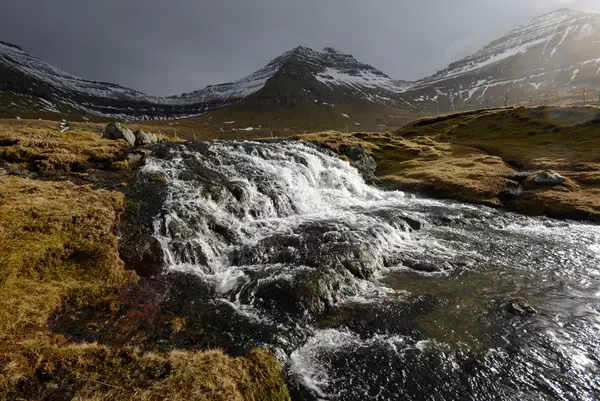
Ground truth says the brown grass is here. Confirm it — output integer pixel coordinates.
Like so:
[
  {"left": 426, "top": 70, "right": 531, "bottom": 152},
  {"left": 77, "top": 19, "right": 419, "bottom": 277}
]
[
  {"left": 0, "top": 176, "right": 134, "bottom": 336},
  {"left": 0, "top": 125, "right": 128, "bottom": 172}
]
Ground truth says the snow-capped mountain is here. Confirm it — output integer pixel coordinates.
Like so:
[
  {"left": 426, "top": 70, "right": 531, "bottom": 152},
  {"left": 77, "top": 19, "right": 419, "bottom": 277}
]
[
  {"left": 0, "top": 43, "right": 410, "bottom": 119},
  {"left": 0, "top": 41, "right": 161, "bottom": 118},
  {"left": 170, "top": 46, "right": 411, "bottom": 109},
  {"left": 2, "top": 8, "right": 600, "bottom": 120},
  {"left": 401, "top": 8, "right": 600, "bottom": 112}
]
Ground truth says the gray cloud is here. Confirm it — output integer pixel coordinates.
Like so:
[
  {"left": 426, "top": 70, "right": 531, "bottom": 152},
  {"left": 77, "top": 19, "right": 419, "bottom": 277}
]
[{"left": 0, "top": 0, "right": 597, "bottom": 96}]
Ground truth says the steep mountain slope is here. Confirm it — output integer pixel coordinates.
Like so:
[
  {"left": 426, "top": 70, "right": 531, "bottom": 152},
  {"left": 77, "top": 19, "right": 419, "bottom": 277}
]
[
  {"left": 235, "top": 46, "right": 411, "bottom": 107},
  {"left": 401, "top": 9, "right": 600, "bottom": 112},
  {"left": 0, "top": 43, "right": 411, "bottom": 121},
  {"left": 2, "top": 8, "right": 600, "bottom": 121},
  {"left": 0, "top": 41, "right": 165, "bottom": 118}
]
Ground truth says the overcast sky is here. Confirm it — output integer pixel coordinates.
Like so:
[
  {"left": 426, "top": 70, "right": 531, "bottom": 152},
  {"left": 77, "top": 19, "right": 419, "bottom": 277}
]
[{"left": 0, "top": 0, "right": 598, "bottom": 96}]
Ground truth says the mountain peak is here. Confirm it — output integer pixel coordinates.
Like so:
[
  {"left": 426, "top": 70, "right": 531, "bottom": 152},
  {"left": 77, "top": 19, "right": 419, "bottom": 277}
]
[
  {"left": 322, "top": 47, "right": 343, "bottom": 54},
  {"left": 292, "top": 45, "right": 314, "bottom": 53},
  {"left": 531, "top": 7, "right": 593, "bottom": 23}
]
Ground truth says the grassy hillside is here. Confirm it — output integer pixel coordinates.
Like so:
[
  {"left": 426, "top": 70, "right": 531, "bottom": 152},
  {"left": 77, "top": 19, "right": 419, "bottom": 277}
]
[{"left": 303, "top": 106, "right": 600, "bottom": 221}]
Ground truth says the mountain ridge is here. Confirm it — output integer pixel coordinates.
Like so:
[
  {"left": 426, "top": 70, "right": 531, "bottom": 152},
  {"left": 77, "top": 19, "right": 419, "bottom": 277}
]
[
  {"left": 402, "top": 7, "right": 600, "bottom": 111},
  {"left": 0, "top": 42, "right": 411, "bottom": 119},
  {"left": 1, "top": 7, "right": 600, "bottom": 120}
]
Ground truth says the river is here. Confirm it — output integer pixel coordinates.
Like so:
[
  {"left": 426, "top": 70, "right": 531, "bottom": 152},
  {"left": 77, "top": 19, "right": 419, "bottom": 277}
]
[{"left": 142, "top": 140, "right": 600, "bottom": 401}]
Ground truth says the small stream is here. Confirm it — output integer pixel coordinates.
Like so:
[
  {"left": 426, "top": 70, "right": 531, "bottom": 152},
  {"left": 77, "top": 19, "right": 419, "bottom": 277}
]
[{"left": 142, "top": 140, "right": 600, "bottom": 401}]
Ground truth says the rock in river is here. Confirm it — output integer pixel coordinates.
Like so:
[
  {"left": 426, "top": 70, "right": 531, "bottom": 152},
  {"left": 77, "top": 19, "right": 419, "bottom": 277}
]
[{"left": 504, "top": 298, "right": 537, "bottom": 317}]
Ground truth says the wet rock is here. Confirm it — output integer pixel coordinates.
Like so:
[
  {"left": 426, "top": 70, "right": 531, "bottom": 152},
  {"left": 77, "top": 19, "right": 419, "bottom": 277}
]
[
  {"left": 247, "top": 266, "right": 357, "bottom": 318},
  {"left": 121, "top": 232, "right": 164, "bottom": 277},
  {"left": 499, "top": 184, "right": 524, "bottom": 204},
  {"left": 118, "top": 169, "right": 168, "bottom": 277},
  {"left": 504, "top": 298, "right": 537, "bottom": 317},
  {"left": 125, "top": 153, "right": 143, "bottom": 166},
  {"left": 116, "top": 148, "right": 153, "bottom": 169},
  {"left": 400, "top": 215, "right": 424, "bottom": 231},
  {"left": 365, "top": 209, "right": 425, "bottom": 231},
  {"left": 399, "top": 257, "right": 453, "bottom": 272},
  {"left": 135, "top": 148, "right": 154, "bottom": 158},
  {"left": 341, "top": 146, "right": 377, "bottom": 183},
  {"left": 102, "top": 122, "right": 136, "bottom": 146},
  {"left": 183, "top": 141, "right": 210, "bottom": 155}
]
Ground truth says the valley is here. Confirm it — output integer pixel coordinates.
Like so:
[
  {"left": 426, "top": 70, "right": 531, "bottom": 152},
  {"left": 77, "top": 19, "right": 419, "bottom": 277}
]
[
  {"left": 1, "top": 5, "right": 600, "bottom": 401},
  {"left": 1, "top": 103, "right": 600, "bottom": 399}
]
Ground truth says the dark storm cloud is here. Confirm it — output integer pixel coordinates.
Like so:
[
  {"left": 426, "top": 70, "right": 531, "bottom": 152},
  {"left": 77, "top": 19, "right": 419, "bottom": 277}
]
[{"left": 0, "top": 0, "right": 593, "bottom": 96}]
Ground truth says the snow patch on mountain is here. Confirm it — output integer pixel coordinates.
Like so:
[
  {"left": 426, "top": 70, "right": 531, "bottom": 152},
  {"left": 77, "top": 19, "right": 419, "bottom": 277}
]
[
  {"left": 443, "top": 36, "right": 550, "bottom": 78},
  {"left": 0, "top": 41, "right": 150, "bottom": 101},
  {"left": 315, "top": 67, "right": 409, "bottom": 93}
]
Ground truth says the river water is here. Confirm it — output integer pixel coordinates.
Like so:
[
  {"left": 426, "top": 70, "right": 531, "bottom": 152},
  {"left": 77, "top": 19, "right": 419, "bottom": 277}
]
[{"left": 142, "top": 141, "right": 600, "bottom": 401}]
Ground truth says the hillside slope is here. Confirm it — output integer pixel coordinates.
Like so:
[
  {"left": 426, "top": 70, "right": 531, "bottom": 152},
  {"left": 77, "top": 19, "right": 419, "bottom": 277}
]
[
  {"left": 0, "top": 43, "right": 412, "bottom": 121},
  {"left": 303, "top": 106, "right": 600, "bottom": 221},
  {"left": 401, "top": 9, "right": 600, "bottom": 112}
]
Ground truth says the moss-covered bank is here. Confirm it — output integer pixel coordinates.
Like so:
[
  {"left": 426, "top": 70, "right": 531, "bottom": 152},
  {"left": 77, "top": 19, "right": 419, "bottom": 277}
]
[{"left": 301, "top": 106, "right": 600, "bottom": 221}]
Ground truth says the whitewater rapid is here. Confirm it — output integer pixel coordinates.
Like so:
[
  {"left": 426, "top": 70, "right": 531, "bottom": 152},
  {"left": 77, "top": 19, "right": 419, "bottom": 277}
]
[{"left": 141, "top": 140, "right": 600, "bottom": 401}]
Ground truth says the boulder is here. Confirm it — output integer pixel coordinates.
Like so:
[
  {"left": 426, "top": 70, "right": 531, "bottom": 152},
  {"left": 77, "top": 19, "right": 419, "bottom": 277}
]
[
  {"left": 102, "top": 123, "right": 135, "bottom": 146},
  {"left": 135, "top": 130, "right": 158, "bottom": 146}
]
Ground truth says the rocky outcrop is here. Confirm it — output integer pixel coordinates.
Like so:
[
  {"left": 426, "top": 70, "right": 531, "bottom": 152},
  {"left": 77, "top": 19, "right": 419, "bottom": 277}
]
[
  {"left": 117, "top": 144, "right": 176, "bottom": 277},
  {"left": 102, "top": 122, "right": 136, "bottom": 146}
]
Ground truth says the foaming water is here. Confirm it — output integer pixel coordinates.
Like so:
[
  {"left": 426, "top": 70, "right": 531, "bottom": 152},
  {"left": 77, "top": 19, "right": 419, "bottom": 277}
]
[{"left": 142, "top": 141, "right": 600, "bottom": 400}]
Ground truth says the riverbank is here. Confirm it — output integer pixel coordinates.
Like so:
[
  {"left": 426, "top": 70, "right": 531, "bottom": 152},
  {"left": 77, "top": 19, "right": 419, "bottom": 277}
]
[
  {"left": 1, "top": 106, "right": 598, "bottom": 398},
  {"left": 302, "top": 106, "right": 600, "bottom": 222},
  {"left": 0, "top": 121, "right": 290, "bottom": 400}
]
